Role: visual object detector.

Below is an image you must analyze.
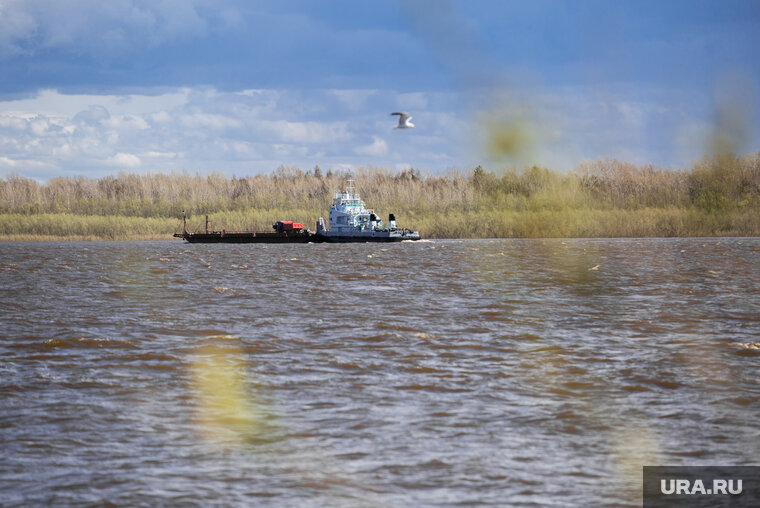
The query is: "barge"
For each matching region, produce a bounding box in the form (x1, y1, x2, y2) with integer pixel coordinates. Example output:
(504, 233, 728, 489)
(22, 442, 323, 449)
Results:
(174, 216, 313, 243)
(174, 181, 421, 243)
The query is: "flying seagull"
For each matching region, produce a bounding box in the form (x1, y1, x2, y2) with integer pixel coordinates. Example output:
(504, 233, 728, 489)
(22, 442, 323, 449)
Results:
(391, 112, 414, 129)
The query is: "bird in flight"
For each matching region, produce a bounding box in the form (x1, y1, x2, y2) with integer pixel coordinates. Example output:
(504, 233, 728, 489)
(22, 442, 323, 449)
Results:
(391, 112, 414, 129)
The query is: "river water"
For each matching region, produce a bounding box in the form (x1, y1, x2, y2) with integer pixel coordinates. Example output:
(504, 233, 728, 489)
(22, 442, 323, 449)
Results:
(1, 238, 759, 506)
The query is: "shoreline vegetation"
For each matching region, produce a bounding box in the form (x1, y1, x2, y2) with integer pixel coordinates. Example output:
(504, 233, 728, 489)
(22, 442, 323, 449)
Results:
(1, 153, 759, 240)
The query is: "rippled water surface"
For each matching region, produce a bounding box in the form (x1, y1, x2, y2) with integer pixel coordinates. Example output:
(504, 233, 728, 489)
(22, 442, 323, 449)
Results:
(1, 238, 759, 506)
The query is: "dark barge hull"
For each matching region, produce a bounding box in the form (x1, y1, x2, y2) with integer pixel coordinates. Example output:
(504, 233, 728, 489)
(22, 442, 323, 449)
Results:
(174, 232, 313, 243)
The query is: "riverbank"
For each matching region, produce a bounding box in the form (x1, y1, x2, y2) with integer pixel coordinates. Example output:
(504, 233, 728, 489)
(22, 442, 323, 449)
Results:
(1, 206, 758, 241)
(2, 154, 759, 240)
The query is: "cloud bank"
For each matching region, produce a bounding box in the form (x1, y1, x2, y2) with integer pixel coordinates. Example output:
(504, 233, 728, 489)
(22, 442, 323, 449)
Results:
(0, 84, 734, 180)
(0, 87, 469, 179)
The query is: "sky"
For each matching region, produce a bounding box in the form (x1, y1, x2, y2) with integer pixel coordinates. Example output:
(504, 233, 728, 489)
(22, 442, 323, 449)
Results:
(1, 0, 759, 180)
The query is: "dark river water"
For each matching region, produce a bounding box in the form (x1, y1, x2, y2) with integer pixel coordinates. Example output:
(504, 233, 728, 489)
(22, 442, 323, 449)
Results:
(1, 238, 759, 506)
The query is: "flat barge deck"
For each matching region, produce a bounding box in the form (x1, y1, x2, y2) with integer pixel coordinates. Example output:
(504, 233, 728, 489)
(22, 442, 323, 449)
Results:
(173, 216, 314, 243)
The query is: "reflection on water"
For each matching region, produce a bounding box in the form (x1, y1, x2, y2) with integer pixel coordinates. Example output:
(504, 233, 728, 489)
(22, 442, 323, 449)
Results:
(1, 238, 759, 506)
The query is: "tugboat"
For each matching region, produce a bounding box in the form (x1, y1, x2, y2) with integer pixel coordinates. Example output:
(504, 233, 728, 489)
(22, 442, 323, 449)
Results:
(315, 180, 420, 242)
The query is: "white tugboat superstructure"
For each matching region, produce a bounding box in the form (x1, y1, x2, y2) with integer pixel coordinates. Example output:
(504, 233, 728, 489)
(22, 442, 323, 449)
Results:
(315, 180, 420, 242)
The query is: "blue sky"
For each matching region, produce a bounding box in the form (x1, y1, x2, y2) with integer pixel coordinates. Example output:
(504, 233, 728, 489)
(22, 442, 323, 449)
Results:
(1, 0, 759, 180)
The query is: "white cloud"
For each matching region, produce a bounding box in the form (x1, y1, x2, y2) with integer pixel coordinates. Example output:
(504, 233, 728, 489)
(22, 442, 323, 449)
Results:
(355, 136, 388, 156)
(151, 111, 172, 123)
(0, 83, 725, 180)
(180, 113, 243, 130)
(29, 118, 50, 136)
(0, 156, 18, 167)
(0, 115, 28, 130)
(0, 89, 190, 117)
(141, 151, 177, 159)
(107, 115, 150, 131)
(106, 152, 141, 167)
(261, 120, 352, 144)
(0, 88, 411, 177)
(73, 105, 110, 125)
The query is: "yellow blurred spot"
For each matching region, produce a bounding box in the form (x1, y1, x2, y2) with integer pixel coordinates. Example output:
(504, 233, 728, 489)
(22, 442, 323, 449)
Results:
(611, 423, 662, 498)
(708, 71, 755, 157)
(189, 343, 265, 445)
(485, 118, 533, 160)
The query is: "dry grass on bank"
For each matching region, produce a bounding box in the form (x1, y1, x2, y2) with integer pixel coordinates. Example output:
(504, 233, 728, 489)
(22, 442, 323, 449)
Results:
(1, 153, 759, 240)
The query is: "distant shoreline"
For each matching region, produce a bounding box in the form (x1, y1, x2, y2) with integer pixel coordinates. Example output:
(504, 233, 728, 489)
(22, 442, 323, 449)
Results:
(2, 206, 759, 241)
(2, 155, 759, 239)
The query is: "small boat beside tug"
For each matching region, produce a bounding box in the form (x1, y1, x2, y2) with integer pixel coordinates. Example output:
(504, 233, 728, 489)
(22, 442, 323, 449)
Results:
(174, 181, 420, 243)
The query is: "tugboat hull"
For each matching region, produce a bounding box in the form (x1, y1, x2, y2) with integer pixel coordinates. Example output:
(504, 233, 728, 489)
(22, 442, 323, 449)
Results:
(315, 231, 420, 242)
